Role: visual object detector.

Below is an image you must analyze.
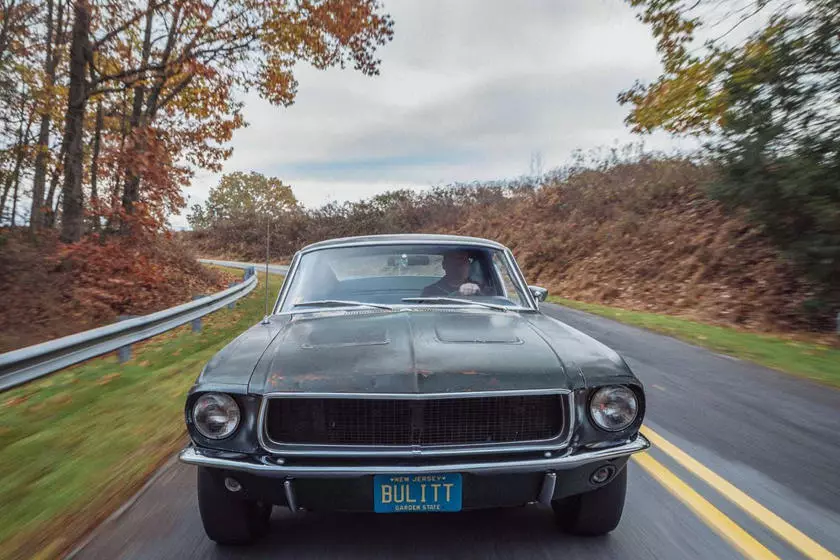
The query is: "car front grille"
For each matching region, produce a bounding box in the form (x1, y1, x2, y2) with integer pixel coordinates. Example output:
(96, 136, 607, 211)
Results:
(264, 394, 564, 447)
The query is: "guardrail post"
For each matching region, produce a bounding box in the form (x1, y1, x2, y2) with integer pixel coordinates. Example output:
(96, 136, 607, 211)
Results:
(116, 315, 134, 363)
(117, 345, 131, 363)
(191, 295, 206, 332)
(244, 266, 255, 279)
(228, 283, 237, 309)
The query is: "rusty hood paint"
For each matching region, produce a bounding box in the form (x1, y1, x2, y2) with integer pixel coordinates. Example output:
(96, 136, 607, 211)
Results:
(245, 309, 587, 394)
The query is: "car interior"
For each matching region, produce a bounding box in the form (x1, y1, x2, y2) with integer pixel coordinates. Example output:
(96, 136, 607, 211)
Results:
(292, 247, 522, 307)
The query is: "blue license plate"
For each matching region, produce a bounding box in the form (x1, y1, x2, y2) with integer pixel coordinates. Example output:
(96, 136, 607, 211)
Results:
(374, 473, 462, 513)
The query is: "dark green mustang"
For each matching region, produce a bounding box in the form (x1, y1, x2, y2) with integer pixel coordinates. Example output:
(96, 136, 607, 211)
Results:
(180, 234, 649, 544)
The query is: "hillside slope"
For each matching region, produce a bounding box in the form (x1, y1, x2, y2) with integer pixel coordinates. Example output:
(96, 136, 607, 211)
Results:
(185, 159, 820, 331)
(448, 161, 815, 330)
(0, 232, 235, 353)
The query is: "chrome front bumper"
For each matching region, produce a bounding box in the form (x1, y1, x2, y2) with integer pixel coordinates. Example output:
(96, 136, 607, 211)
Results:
(179, 434, 650, 478)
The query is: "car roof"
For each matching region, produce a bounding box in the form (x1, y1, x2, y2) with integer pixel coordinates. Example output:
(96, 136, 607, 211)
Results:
(299, 234, 509, 253)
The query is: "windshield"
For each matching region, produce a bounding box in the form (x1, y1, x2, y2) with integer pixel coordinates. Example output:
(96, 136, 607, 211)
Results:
(279, 244, 531, 312)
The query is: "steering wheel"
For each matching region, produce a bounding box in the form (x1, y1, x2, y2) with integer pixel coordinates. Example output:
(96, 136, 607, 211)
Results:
(447, 283, 482, 297)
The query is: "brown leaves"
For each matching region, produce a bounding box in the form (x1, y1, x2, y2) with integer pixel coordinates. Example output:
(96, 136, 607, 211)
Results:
(0, 229, 236, 353)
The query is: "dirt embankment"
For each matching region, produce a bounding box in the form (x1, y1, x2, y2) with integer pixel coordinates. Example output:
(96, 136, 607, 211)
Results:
(447, 161, 817, 331)
(183, 159, 824, 332)
(0, 231, 237, 353)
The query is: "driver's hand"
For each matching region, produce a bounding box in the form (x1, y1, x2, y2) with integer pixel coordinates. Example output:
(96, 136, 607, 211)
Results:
(458, 283, 481, 296)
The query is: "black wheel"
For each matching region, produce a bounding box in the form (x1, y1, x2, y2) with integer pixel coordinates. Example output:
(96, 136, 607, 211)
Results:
(197, 468, 272, 545)
(552, 465, 627, 536)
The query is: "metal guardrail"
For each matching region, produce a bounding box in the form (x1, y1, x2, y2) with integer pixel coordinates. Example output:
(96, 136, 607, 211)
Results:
(0, 268, 259, 392)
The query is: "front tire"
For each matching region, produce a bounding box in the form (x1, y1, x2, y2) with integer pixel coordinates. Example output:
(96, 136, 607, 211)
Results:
(197, 468, 272, 545)
(552, 465, 627, 536)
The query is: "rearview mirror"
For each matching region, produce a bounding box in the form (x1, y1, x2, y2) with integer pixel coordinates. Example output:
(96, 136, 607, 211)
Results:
(528, 286, 548, 303)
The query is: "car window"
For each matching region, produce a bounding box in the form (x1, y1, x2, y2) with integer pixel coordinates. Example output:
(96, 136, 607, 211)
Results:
(492, 252, 527, 307)
(328, 254, 445, 280)
(280, 244, 530, 310)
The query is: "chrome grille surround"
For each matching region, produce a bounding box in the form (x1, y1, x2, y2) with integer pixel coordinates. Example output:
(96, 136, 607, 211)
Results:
(257, 389, 574, 457)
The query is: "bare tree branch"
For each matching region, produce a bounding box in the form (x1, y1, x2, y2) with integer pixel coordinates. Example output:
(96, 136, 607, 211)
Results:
(90, 0, 172, 49)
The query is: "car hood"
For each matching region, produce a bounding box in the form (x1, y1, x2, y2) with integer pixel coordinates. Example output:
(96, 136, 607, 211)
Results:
(247, 309, 584, 394)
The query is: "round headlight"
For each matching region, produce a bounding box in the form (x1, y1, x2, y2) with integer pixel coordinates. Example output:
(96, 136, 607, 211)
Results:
(192, 393, 240, 439)
(589, 386, 638, 432)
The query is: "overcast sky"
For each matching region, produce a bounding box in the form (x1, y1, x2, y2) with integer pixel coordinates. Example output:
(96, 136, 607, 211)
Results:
(177, 0, 684, 227)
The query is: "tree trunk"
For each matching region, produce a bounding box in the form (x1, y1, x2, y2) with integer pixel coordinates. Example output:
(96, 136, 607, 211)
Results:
(89, 98, 103, 231)
(30, 0, 62, 232)
(59, 0, 91, 243)
(0, 176, 11, 222)
(53, 191, 63, 225)
(10, 156, 22, 227)
(120, 0, 155, 231)
(9, 131, 30, 226)
(6, 105, 33, 226)
(44, 137, 67, 228)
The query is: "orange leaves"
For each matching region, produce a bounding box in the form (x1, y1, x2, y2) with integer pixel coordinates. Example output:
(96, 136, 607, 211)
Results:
(258, 62, 298, 107)
(5, 0, 393, 243)
(257, 0, 393, 103)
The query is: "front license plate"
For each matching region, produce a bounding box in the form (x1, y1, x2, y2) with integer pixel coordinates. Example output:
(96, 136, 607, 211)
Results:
(374, 473, 462, 513)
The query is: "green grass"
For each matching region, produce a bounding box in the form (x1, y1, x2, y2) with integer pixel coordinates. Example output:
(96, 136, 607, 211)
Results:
(548, 297, 840, 388)
(0, 269, 283, 560)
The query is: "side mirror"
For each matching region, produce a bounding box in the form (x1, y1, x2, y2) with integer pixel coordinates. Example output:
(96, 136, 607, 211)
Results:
(528, 285, 548, 303)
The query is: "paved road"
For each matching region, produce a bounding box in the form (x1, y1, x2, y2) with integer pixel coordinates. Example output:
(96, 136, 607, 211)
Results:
(199, 259, 290, 276)
(74, 303, 840, 559)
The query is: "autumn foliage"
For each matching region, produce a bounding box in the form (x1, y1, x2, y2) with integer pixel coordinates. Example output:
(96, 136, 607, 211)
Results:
(0, 229, 234, 353)
(0, 0, 393, 351)
(0, 0, 393, 238)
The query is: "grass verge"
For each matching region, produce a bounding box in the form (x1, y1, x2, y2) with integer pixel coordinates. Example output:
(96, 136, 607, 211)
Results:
(0, 269, 283, 560)
(548, 297, 840, 388)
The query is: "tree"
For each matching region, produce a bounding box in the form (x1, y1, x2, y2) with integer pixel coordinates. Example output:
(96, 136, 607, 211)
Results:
(59, 0, 91, 242)
(29, 0, 67, 231)
(623, 0, 840, 323)
(618, 0, 792, 135)
(188, 171, 298, 229)
(56, 0, 394, 242)
(0, 0, 41, 224)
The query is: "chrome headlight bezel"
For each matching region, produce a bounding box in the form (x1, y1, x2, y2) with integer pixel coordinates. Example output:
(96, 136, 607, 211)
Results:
(191, 392, 241, 440)
(588, 385, 639, 432)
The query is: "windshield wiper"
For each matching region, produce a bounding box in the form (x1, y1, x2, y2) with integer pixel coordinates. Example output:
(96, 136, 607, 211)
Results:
(293, 300, 394, 311)
(401, 297, 508, 312)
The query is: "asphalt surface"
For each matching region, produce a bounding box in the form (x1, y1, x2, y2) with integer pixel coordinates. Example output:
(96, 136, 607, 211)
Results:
(199, 259, 290, 276)
(73, 302, 840, 560)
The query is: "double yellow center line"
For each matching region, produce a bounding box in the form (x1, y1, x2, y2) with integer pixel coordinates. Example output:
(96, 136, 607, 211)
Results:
(635, 427, 837, 560)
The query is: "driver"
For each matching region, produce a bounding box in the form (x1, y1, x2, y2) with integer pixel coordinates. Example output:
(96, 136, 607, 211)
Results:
(421, 250, 486, 297)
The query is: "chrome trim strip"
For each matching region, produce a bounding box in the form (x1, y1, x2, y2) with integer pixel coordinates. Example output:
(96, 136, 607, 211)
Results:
(262, 389, 570, 399)
(257, 391, 575, 457)
(538, 472, 557, 505)
(273, 252, 301, 314)
(299, 238, 508, 253)
(272, 304, 535, 318)
(179, 435, 650, 478)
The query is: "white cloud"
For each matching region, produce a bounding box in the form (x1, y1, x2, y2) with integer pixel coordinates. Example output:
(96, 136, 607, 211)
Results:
(177, 0, 674, 228)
